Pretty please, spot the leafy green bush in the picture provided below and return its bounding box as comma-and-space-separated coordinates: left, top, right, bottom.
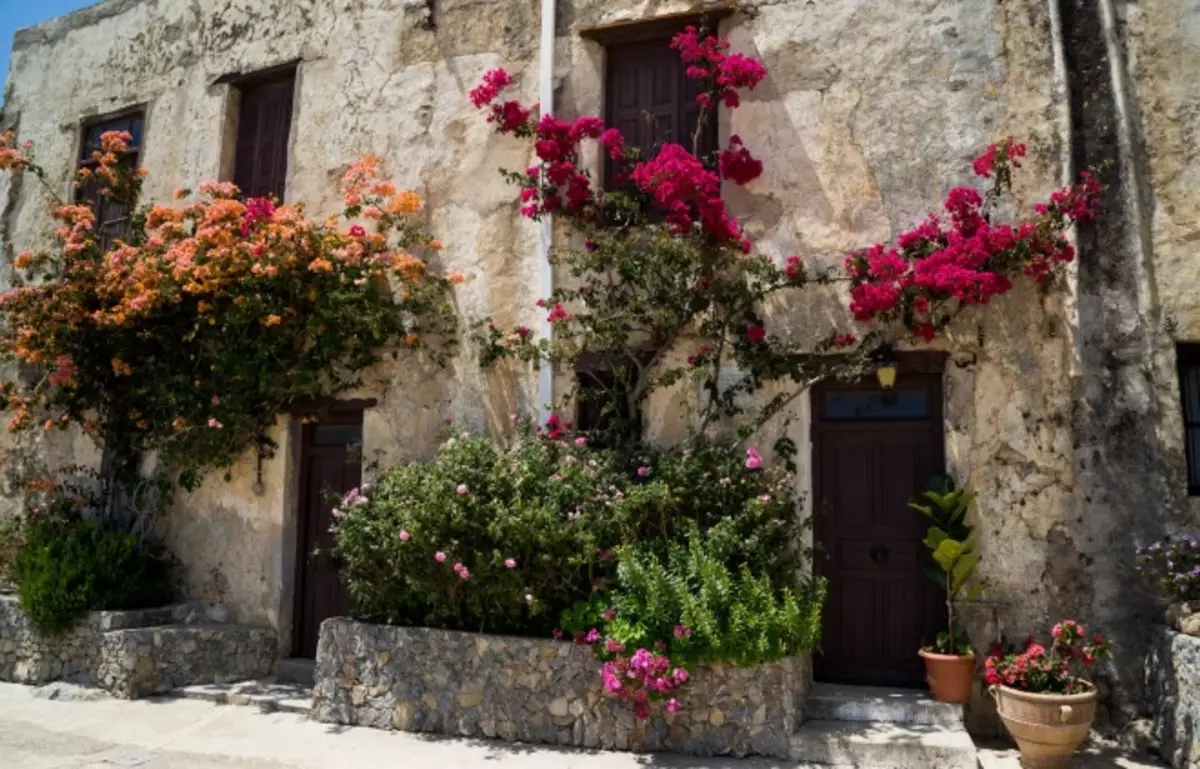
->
562, 527, 826, 667
332, 424, 806, 637
15, 515, 174, 635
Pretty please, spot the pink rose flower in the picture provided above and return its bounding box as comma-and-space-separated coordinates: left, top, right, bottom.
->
399, 529, 410, 542
637, 466, 649, 477
666, 698, 681, 714
745, 446, 763, 470
456, 484, 469, 495
435, 552, 446, 563
574, 436, 588, 447
505, 558, 517, 569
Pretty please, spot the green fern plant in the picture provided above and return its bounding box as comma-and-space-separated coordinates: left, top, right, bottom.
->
571, 526, 826, 667
909, 475, 986, 655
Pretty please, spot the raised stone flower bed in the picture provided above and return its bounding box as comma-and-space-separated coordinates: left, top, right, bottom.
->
312, 617, 810, 758
1146, 624, 1200, 769
0, 595, 276, 698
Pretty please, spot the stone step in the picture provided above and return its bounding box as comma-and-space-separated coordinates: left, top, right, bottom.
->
805, 682, 964, 727
169, 679, 312, 715
790, 719, 978, 769
273, 657, 315, 686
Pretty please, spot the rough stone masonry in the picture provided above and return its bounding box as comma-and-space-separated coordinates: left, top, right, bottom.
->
312, 618, 810, 758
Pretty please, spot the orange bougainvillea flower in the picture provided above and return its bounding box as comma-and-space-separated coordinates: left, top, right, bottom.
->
386, 191, 423, 215
0, 133, 458, 478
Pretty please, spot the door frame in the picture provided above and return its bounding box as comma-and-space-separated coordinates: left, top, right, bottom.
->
289, 401, 371, 658
809, 351, 947, 685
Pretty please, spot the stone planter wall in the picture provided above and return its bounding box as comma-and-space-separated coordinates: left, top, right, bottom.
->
0, 595, 276, 698
1146, 624, 1200, 769
312, 618, 810, 758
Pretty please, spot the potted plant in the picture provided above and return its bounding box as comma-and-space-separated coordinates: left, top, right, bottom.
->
910, 477, 986, 703
986, 620, 1113, 769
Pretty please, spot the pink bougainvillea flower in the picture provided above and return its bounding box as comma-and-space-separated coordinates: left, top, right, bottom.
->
666, 698, 681, 714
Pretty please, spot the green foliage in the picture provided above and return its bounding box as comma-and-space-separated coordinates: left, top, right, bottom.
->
910, 476, 985, 655
332, 426, 807, 640
0, 514, 25, 592
15, 515, 174, 635
568, 527, 826, 668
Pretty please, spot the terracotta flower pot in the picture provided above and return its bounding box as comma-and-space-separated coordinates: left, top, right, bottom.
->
991, 682, 1097, 769
919, 648, 975, 703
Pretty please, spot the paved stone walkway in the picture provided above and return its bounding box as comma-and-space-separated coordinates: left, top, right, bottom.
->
0, 682, 1168, 769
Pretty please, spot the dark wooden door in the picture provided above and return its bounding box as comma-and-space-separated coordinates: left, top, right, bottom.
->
812, 376, 946, 687
293, 414, 362, 658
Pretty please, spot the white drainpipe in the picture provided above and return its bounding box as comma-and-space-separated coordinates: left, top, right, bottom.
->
536, 0, 556, 424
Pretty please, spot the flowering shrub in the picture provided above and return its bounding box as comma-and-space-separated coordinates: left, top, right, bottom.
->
984, 620, 1113, 694
0, 133, 458, 489
1136, 535, 1200, 603
331, 423, 809, 644
471, 28, 1105, 446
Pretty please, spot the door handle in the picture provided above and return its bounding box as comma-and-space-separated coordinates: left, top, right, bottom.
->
869, 543, 889, 565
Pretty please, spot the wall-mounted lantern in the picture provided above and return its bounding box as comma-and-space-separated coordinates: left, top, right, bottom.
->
875, 345, 898, 391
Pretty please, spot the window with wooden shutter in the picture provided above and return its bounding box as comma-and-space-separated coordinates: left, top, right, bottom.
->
233, 71, 296, 201
76, 110, 144, 247
604, 36, 719, 181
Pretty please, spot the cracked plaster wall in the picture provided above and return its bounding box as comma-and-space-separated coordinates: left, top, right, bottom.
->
0, 0, 1185, 724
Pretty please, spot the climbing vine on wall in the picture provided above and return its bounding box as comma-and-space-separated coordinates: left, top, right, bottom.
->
0, 134, 459, 490
471, 26, 1104, 447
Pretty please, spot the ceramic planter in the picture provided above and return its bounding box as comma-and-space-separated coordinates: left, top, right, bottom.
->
919, 648, 975, 703
991, 682, 1097, 769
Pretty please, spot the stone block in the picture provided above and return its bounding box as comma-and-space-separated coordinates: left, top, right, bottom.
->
1146, 625, 1200, 769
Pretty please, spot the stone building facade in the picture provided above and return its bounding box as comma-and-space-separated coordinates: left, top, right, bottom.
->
0, 0, 1196, 729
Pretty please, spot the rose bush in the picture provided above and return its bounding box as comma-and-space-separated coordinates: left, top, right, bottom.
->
0, 134, 458, 491
331, 422, 815, 659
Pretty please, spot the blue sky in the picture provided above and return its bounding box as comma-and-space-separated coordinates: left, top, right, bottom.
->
0, 0, 96, 101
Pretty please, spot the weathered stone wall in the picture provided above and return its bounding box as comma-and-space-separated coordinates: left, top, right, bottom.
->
7, 0, 1194, 729
0, 0, 1082, 670
1145, 625, 1200, 768
0, 596, 276, 698
312, 618, 808, 757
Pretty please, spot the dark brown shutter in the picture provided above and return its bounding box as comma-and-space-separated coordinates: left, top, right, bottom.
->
604, 38, 719, 189
76, 111, 145, 248
234, 74, 295, 201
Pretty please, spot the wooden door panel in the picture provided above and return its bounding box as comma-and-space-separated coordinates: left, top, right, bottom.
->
813, 378, 945, 687
293, 417, 362, 658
